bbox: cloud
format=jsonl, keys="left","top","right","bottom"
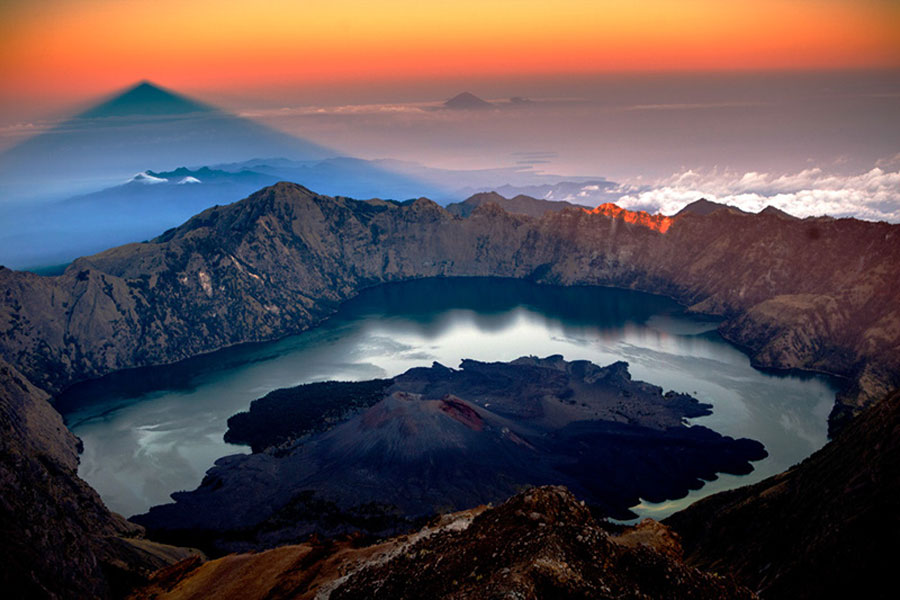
{"left": 625, "top": 101, "right": 768, "bottom": 112}
{"left": 614, "top": 162, "right": 900, "bottom": 223}
{"left": 0, "top": 119, "right": 58, "bottom": 146}
{"left": 510, "top": 151, "right": 558, "bottom": 167}
{"left": 237, "top": 102, "right": 434, "bottom": 118}
{"left": 237, "top": 97, "right": 569, "bottom": 120}
{"left": 875, "top": 152, "right": 900, "bottom": 170}
{"left": 510, "top": 151, "right": 558, "bottom": 159}
{"left": 129, "top": 171, "right": 168, "bottom": 184}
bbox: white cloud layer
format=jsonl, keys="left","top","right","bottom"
{"left": 613, "top": 164, "right": 900, "bottom": 223}
{"left": 129, "top": 171, "right": 168, "bottom": 184}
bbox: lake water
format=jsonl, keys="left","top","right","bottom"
{"left": 58, "top": 277, "right": 836, "bottom": 520}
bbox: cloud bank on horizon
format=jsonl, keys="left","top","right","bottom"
{"left": 1, "top": 74, "right": 898, "bottom": 227}
{"left": 606, "top": 161, "right": 900, "bottom": 223}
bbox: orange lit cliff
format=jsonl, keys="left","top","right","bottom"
{"left": 585, "top": 203, "right": 675, "bottom": 233}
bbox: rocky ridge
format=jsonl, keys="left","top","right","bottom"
{"left": 1, "top": 183, "right": 897, "bottom": 432}
{"left": 0, "top": 358, "right": 197, "bottom": 598}
{"left": 0, "top": 182, "right": 898, "bottom": 596}
{"left": 665, "top": 387, "right": 900, "bottom": 599}
{"left": 130, "top": 486, "right": 755, "bottom": 600}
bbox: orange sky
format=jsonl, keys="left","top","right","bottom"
{"left": 1, "top": 0, "right": 898, "bottom": 105}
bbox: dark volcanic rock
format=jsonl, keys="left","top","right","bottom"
{"left": 0, "top": 359, "right": 196, "bottom": 599}
{"left": 132, "top": 357, "right": 764, "bottom": 554}
{"left": 225, "top": 379, "right": 393, "bottom": 452}
{"left": 331, "top": 486, "right": 755, "bottom": 600}
{"left": 129, "top": 487, "right": 755, "bottom": 600}
{"left": 665, "top": 387, "right": 900, "bottom": 599}
{"left": 446, "top": 191, "right": 588, "bottom": 218}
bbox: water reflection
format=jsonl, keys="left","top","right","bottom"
{"left": 59, "top": 277, "right": 836, "bottom": 519}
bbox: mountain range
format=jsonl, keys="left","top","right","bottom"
{"left": 0, "top": 82, "right": 626, "bottom": 270}
{"left": 0, "top": 82, "right": 333, "bottom": 202}
{"left": 0, "top": 182, "right": 898, "bottom": 597}
{"left": 2, "top": 183, "right": 894, "bottom": 425}
{"left": 132, "top": 486, "right": 757, "bottom": 600}
{"left": 445, "top": 191, "right": 590, "bottom": 217}
{"left": 0, "top": 172, "right": 613, "bottom": 271}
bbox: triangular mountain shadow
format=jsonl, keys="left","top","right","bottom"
{"left": 0, "top": 81, "right": 619, "bottom": 270}
{"left": 0, "top": 81, "right": 336, "bottom": 202}
{"left": 79, "top": 81, "right": 212, "bottom": 118}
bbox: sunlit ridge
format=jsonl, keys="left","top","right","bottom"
{"left": 584, "top": 203, "right": 675, "bottom": 233}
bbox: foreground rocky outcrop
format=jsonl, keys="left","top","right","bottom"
{"left": 133, "top": 357, "right": 764, "bottom": 553}
{"left": 130, "top": 486, "right": 755, "bottom": 600}
{"left": 1, "top": 184, "right": 897, "bottom": 432}
{"left": 0, "top": 359, "right": 197, "bottom": 599}
{"left": 665, "top": 387, "right": 900, "bottom": 599}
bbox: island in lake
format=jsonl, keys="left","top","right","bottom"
{"left": 133, "top": 355, "right": 766, "bottom": 554}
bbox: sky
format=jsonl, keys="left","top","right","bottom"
{"left": 2, "top": 1, "right": 898, "bottom": 113}
{"left": 1, "top": 0, "right": 899, "bottom": 222}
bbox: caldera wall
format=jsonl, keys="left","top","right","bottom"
{"left": 2, "top": 183, "right": 897, "bottom": 431}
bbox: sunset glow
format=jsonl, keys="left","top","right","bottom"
{"left": 587, "top": 204, "right": 676, "bottom": 233}
{"left": 2, "top": 0, "right": 898, "bottom": 103}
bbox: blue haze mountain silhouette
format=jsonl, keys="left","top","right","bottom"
{"left": 0, "top": 82, "right": 613, "bottom": 270}
{"left": 0, "top": 82, "right": 450, "bottom": 269}
{"left": 0, "top": 81, "right": 335, "bottom": 203}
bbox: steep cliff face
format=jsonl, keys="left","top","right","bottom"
{"left": 0, "top": 359, "right": 197, "bottom": 598}
{"left": 1, "top": 183, "right": 898, "bottom": 429}
{"left": 665, "top": 387, "right": 900, "bottom": 599}
{"left": 130, "top": 487, "right": 755, "bottom": 600}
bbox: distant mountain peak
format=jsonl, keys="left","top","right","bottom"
{"left": 759, "top": 205, "right": 798, "bottom": 219}
{"left": 443, "top": 92, "right": 493, "bottom": 110}
{"left": 446, "top": 191, "right": 588, "bottom": 218}
{"left": 465, "top": 191, "right": 505, "bottom": 204}
{"left": 674, "top": 198, "right": 749, "bottom": 217}
{"left": 79, "top": 81, "right": 212, "bottom": 119}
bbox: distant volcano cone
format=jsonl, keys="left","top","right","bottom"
{"left": 0, "top": 81, "right": 335, "bottom": 202}
{"left": 443, "top": 92, "right": 494, "bottom": 110}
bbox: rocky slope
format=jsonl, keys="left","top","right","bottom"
{"left": 445, "top": 191, "right": 588, "bottom": 218}
{"left": 1, "top": 183, "right": 897, "bottom": 432}
{"left": 0, "top": 358, "right": 197, "bottom": 598}
{"left": 132, "top": 357, "right": 764, "bottom": 553}
{"left": 676, "top": 198, "right": 750, "bottom": 217}
{"left": 130, "top": 486, "right": 755, "bottom": 600}
{"left": 665, "top": 387, "right": 900, "bottom": 599}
